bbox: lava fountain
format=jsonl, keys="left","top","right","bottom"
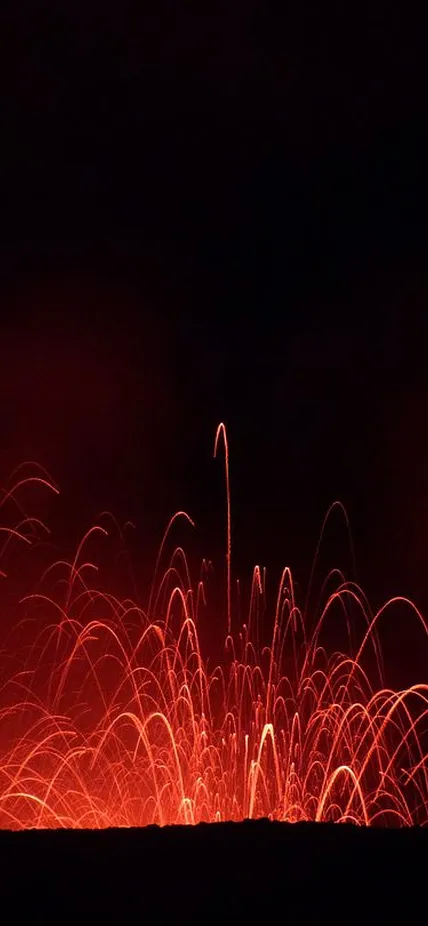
{"left": 0, "top": 425, "right": 427, "bottom": 829}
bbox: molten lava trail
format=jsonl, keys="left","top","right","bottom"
{"left": 0, "top": 431, "right": 427, "bottom": 829}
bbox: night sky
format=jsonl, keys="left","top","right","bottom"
{"left": 2, "top": 4, "right": 428, "bottom": 640}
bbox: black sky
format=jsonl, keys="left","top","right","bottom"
{"left": 1, "top": 4, "right": 428, "bottom": 622}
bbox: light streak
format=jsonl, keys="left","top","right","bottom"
{"left": 0, "top": 427, "right": 427, "bottom": 829}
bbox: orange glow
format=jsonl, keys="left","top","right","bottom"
{"left": 0, "top": 429, "right": 427, "bottom": 829}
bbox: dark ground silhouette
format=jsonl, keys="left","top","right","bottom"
{"left": 1, "top": 820, "right": 425, "bottom": 924}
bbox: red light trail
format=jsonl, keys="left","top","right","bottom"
{"left": 0, "top": 427, "right": 427, "bottom": 829}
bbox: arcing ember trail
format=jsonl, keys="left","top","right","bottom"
{"left": 0, "top": 427, "right": 427, "bottom": 829}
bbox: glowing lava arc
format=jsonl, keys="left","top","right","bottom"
{"left": 0, "top": 430, "right": 428, "bottom": 829}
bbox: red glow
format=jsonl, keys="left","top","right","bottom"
{"left": 0, "top": 430, "right": 427, "bottom": 829}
